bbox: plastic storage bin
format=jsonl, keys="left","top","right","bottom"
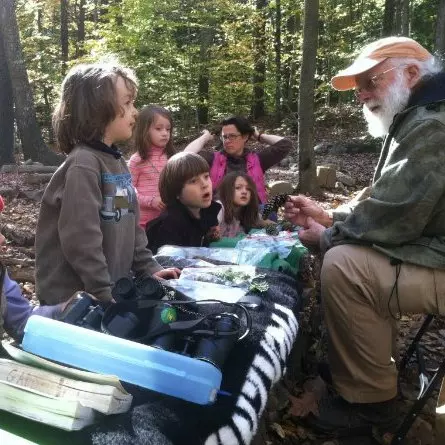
{"left": 21, "top": 316, "right": 221, "bottom": 405}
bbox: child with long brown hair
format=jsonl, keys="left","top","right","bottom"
{"left": 129, "top": 105, "right": 176, "bottom": 228}
{"left": 217, "top": 172, "right": 266, "bottom": 237}
{"left": 35, "top": 63, "right": 179, "bottom": 306}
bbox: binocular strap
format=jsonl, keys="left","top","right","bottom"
{"left": 101, "top": 299, "right": 248, "bottom": 344}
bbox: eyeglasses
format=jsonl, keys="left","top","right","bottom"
{"left": 221, "top": 133, "right": 242, "bottom": 142}
{"left": 355, "top": 65, "right": 404, "bottom": 97}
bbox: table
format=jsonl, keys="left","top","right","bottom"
{"left": 1, "top": 260, "right": 302, "bottom": 445}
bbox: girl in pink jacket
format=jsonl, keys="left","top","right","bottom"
{"left": 129, "top": 105, "right": 176, "bottom": 228}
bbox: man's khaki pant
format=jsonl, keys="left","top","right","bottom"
{"left": 321, "top": 244, "right": 445, "bottom": 403}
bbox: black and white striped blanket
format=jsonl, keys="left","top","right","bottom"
{"left": 82, "top": 258, "right": 302, "bottom": 445}
{"left": 15, "top": 258, "right": 301, "bottom": 445}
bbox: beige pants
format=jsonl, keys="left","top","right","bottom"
{"left": 321, "top": 244, "right": 445, "bottom": 403}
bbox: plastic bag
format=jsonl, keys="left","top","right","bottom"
{"left": 157, "top": 231, "right": 308, "bottom": 271}
{"left": 179, "top": 266, "right": 257, "bottom": 289}
{"left": 157, "top": 245, "right": 240, "bottom": 264}
{"left": 156, "top": 255, "right": 216, "bottom": 268}
{"left": 167, "top": 279, "right": 246, "bottom": 303}
{"left": 235, "top": 231, "right": 302, "bottom": 260}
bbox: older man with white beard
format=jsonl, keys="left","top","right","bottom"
{"left": 285, "top": 36, "right": 445, "bottom": 436}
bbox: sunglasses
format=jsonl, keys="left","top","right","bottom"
{"left": 355, "top": 65, "right": 405, "bottom": 98}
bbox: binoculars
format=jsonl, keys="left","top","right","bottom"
{"left": 144, "top": 304, "right": 240, "bottom": 370}
{"left": 111, "top": 276, "right": 165, "bottom": 301}
{"left": 59, "top": 275, "right": 164, "bottom": 334}
{"left": 59, "top": 291, "right": 105, "bottom": 330}
{"left": 59, "top": 278, "right": 247, "bottom": 371}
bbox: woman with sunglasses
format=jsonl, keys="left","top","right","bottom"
{"left": 184, "top": 115, "right": 292, "bottom": 203}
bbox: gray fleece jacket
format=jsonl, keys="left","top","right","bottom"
{"left": 322, "top": 73, "right": 445, "bottom": 269}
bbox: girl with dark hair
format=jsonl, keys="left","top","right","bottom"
{"left": 218, "top": 172, "right": 259, "bottom": 237}
{"left": 128, "top": 105, "right": 175, "bottom": 227}
{"left": 146, "top": 152, "right": 221, "bottom": 254}
{"left": 218, "top": 172, "right": 274, "bottom": 237}
{"left": 184, "top": 115, "right": 292, "bottom": 203}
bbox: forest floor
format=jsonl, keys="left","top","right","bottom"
{"left": 0, "top": 108, "right": 443, "bottom": 444}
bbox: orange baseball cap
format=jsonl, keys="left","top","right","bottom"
{"left": 331, "top": 36, "right": 432, "bottom": 91}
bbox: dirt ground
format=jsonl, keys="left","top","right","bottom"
{"left": 0, "top": 147, "right": 443, "bottom": 445}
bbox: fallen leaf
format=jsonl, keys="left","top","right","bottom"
{"left": 270, "top": 422, "right": 286, "bottom": 439}
{"left": 288, "top": 377, "right": 326, "bottom": 417}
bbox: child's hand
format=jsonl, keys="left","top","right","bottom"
{"left": 252, "top": 126, "right": 261, "bottom": 141}
{"left": 153, "top": 268, "right": 181, "bottom": 280}
{"left": 201, "top": 129, "right": 214, "bottom": 143}
{"left": 207, "top": 225, "right": 220, "bottom": 242}
{"left": 151, "top": 197, "right": 166, "bottom": 211}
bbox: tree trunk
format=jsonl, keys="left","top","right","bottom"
{"left": 251, "top": 0, "right": 268, "bottom": 119}
{"left": 61, "top": 0, "right": 69, "bottom": 75}
{"left": 282, "top": 13, "right": 300, "bottom": 117}
{"left": 113, "top": 0, "right": 123, "bottom": 26}
{"left": 274, "top": 0, "right": 282, "bottom": 123}
{"left": 93, "top": 0, "right": 99, "bottom": 23}
{"left": 42, "top": 86, "right": 55, "bottom": 144}
{"left": 76, "top": 0, "right": 86, "bottom": 57}
{"left": 0, "top": 32, "right": 15, "bottom": 166}
{"left": 382, "top": 0, "right": 396, "bottom": 36}
{"left": 400, "top": 0, "right": 410, "bottom": 36}
{"left": 197, "top": 25, "right": 215, "bottom": 126}
{"left": 297, "top": 0, "right": 320, "bottom": 195}
{"left": 100, "top": 0, "right": 110, "bottom": 20}
{"left": 36, "top": 3, "right": 54, "bottom": 143}
{"left": 0, "top": 0, "right": 62, "bottom": 165}
{"left": 37, "top": 4, "right": 43, "bottom": 32}
{"left": 436, "top": 0, "right": 445, "bottom": 58}
{"left": 348, "top": 0, "right": 354, "bottom": 50}
{"left": 394, "top": 0, "right": 402, "bottom": 35}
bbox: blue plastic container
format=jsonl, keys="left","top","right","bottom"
{"left": 22, "top": 316, "right": 222, "bottom": 405}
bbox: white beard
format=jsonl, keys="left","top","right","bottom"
{"left": 363, "top": 73, "right": 411, "bottom": 138}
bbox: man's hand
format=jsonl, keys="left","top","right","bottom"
{"left": 153, "top": 268, "right": 181, "bottom": 280}
{"left": 298, "top": 217, "right": 326, "bottom": 248}
{"left": 284, "top": 195, "right": 332, "bottom": 227}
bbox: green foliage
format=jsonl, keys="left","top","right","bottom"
{"left": 16, "top": 0, "right": 63, "bottom": 137}
{"left": 317, "top": 0, "right": 384, "bottom": 106}
{"left": 411, "top": 0, "right": 440, "bottom": 50}
{"left": 213, "top": 268, "right": 269, "bottom": 293}
{"left": 14, "top": 0, "right": 444, "bottom": 139}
